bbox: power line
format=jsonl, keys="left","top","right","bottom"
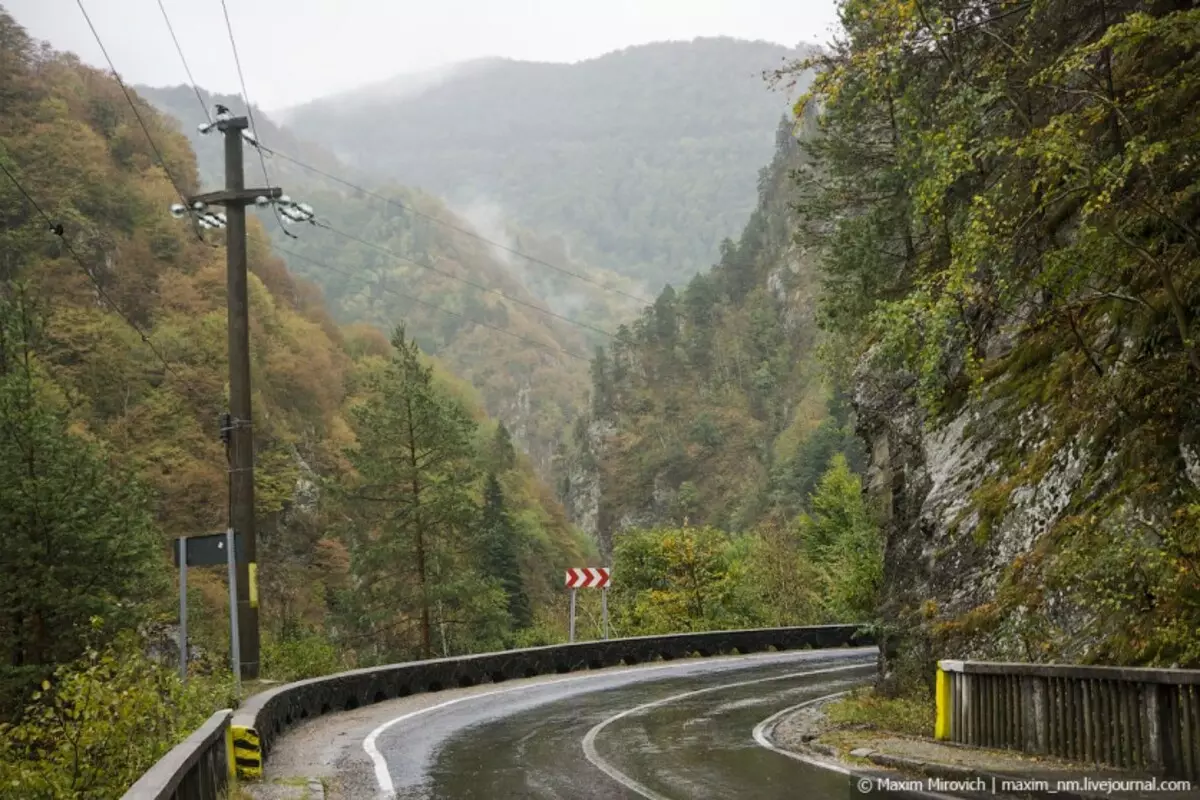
{"left": 218, "top": 0, "right": 296, "bottom": 239}
{"left": 0, "top": 160, "right": 203, "bottom": 390}
{"left": 0, "top": 161, "right": 55, "bottom": 227}
{"left": 74, "top": 0, "right": 206, "bottom": 244}
{"left": 310, "top": 219, "right": 616, "bottom": 339}
{"left": 155, "top": 0, "right": 211, "bottom": 124}
{"left": 252, "top": 141, "right": 656, "bottom": 307}
{"left": 265, "top": 239, "right": 591, "bottom": 362}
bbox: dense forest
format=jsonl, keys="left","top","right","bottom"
{"left": 573, "top": 0, "right": 1200, "bottom": 689}
{"left": 281, "top": 38, "right": 816, "bottom": 287}
{"left": 786, "top": 0, "right": 1200, "bottom": 683}
{"left": 0, "top": 10, "right": 594, "bottom": 792}
{"left": 562, "top": 118, "right": 865, "bottom": 549}
{"left": 554, "top": 113, "right": 881, "bottom": 648}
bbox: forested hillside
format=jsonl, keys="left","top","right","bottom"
{"left": 138, "top": 84, "right": 645, "bottom": 478}
{"left": 778, "top": 0, "right": 1200, "bottom": 682}
{"left": 0, "top": 13, "right": 593, "bottom": 788}
{"left": 280, "top": 38, "right": 816, "bottom": 287}
{"left": 562, "top": 118, "right": 864, "bottom": 552}
{"left": 572, "top": 0, "right": 1200, "bottom": 685}
{"left": 553, "top": 115, "right": 880, "bottom": 641}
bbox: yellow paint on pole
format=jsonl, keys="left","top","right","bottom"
{"left": 935, "top": 666, "right": 951, "bottom": 740}
{"left": 248, "top": 562, "right": 258, "bottom": 608}
{"left": 232, "top": 725, "right": 262, "bottom": 779}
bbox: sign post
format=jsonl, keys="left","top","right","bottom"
{"left": 178, "top": 537, "right": 188, "bottom": 681}
{"left": 568, "top": 588, "right": 577, "bottom": 643}
{"left": 602, "top": 586, "right": 609, "bottom": 640}
{"left": 226, "top": 527, "right": 241, "bottom": 693}
{"left": 173, "top": 531, "right": 245, "bottom": 687}
{"left": 565, "top": 568, "right": 611, "bottom": 643}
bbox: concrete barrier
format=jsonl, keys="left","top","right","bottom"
{"left": 125, "top": 624, "right": 871, "bottom": 794}
{"left": 935, "top": 660, "right": 1200, "bottom": 782}
{"left": 231, "top": 624, "right": 871, "bottom": 777}
{"left": 121, "top": 709, "right": 233, "bottom": 800}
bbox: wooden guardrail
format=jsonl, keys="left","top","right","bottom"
{"left": 121, "top": 709, "right": 233, "bottom": 800}
{"left": 935, "top": 660, "right": 1200, "bottom": 782}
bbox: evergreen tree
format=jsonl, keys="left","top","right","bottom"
{"left": 652, "top": 285, "right": 678, "bottom": 346}
{"left": 0, "top": 289, "right": 161, "bottom": 713}
{"left": 480, "top": 473, "right": 531, "bottom": 631}
{"left": 589, "top": 348, "right": 614, "bottom": 419}
{"left": 682, "top": 273, "right": 718, "bottom": 371}
{"left": 342, "top": 325, "right": 480, "bottom": 659}
{"left": 491, "top": 422, "right": 516, "bottom": 473}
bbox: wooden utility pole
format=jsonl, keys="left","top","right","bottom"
{"left": 187, "top": 114, "right": 280, "bottom": 679}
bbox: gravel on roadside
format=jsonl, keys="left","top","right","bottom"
{"left": 764, "top": 696, "right": 1195, "bottom": 800}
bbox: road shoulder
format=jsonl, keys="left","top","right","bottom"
{"left": 764, "top": 693, "right": 1194, "bottom": 800}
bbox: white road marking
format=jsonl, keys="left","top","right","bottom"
{"left": 581, "top": 663, "right": 874, "bottom": 800}
{"left": 752, "top": 695, "right": 963, "bottom": 800}
{"left": 751, "top": 691, "right": 854, "bottom": 774}
{"left": 363, "top": 648, "right": 872, "bottom": 798}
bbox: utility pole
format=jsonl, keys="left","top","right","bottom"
{"left": 183, "top": 113, "right": 280, "bottom": 680}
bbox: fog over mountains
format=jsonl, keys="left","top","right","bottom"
{"left": 279, "top": 37, "right": 816, "bottom": 288}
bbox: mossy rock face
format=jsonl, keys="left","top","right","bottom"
{"left": 858, "top": 286, "right": 1200, "bottom": 669}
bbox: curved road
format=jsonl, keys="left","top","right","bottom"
{"left": 266, "top": 647, "right": 877, "bottom": 799}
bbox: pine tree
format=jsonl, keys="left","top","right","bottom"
{"left": 342, "top": 325, "right": 480, "bottom": 659}
{"left": 480, "top": 473, "right": 531, "bottom": 631}
{"left": 0, "top": 289, "right": 161, "bottom": 713}
{"left": 589, "top": 348, "right": 615, "bottom": 419}
{"left": 491, "top": 422, "right": 516, "bottom": 473}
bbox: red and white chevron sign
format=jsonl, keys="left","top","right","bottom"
{"left": 565, "top": 567, "right": 610, "bottom": 589}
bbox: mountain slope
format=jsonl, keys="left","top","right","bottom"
{"left": 562, "top": 118, "right": 864, "bottom": 554}
{"left": 0, "top": 7, "right": 594, "bottom": 705}
{"left": 787, "top": 0, "right": 1200, "bottom": 678}
{"left": 280, "top": 38, "right": 816, "bottom": 287}
{"left": 138, "top": 84, "right": 645, "bottom": 477}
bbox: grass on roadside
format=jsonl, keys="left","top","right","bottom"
{"left": 821, "top": 687, "right": 935, "bottom": 738}
{"left": 220, "top": 783, "right": 257, "bottom": 800}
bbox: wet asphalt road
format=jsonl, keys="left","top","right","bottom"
{"left": 363, "top": 647, "right": 877, "bottom": 800}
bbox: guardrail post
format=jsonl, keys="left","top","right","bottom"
{"left": 966, "top": 666, "right": 975, "bottom": 744}
{"left": 1021, "top": 675, "right": 1048, "bottom": 754}
{"left": 232, "top": 724, "right": 262, "bottom": 780}
{"left": 935, "top": 663, "right": 952, "bottom": 740}
{"left": 179, "top": 537, "right": 188, "bottom": 681}
{"left": 1146, "top": 683, "right": 1165, "bottom": 771}
{"left": 568, "top": 588, "right": 576, "bottom": 643}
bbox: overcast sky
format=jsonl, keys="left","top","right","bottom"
{"left": 6, "top": 0, "right": 841, "bottom": 110}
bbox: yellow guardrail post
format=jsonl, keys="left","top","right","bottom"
{"left": 231, "top": 725, "right": 262, "bottom": 780}
{"left": 935, "top": 661, "right": 952, "bottom": 740}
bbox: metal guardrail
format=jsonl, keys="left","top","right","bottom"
{"left": 121, "top": 709, "right": 233, "bottom": 800}
{"left": 935, "top": 660, "right": 1200, "bottom": 782}
{"left": 229, "top": 624, "right": 871, "bottom": 779}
